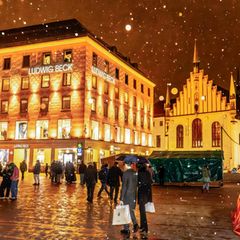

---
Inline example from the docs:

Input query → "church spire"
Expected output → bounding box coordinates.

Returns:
[229,72,236,99]
[193,39,200,73]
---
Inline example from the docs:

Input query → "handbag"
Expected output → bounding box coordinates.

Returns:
[145,202,155,213]
[112,204,131,225]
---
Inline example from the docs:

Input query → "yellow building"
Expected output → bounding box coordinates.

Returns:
[153,41,240,170]
[0,19,155,169]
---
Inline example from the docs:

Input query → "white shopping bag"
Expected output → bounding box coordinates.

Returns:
[145,202,155,213]
[112,204,131,225]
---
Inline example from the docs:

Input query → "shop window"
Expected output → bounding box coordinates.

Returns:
[0,149,9,165]
[133,96,137,107]
[176,125,184,148]
[103,102,108,117]
[2,78,10,92]
[115,68,119,79]
[124,128,131,144]
[104,124,111,142]
[40,97,49,113]
[41,75,50,88]
[142,132,146,146]
[125,92,128,103]
[134,131,139,145]
[21,77,29,90]
[104,60,109,73]
[92,75,97,89]
[91,98,96,112]
[104,81,109,94]
[1,100,8,114]
[92,52,98,67]
[212,121,221,147]
[192,118,202,148]
[22,55,30,68]
[62,96,71,110]
[124,110,128,124]
[133,79,137,89]
[62,73,71,86]
[36,120,48,139]
[115,87,119,99]
[91,120,99,140]
[0,122,7,140]
[58,119,71,139]
[141,84,144,93]
[63,50,72,63]
[125,74,128,85]
[156,135,161,147]
[3,58,11,70]
[43,52,51,65]
[16,121,28,139]
[35,149,45,164]
[20,99,28,113]
[115,106,119,120]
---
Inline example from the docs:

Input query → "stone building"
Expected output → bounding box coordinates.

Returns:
[0,19,155,169]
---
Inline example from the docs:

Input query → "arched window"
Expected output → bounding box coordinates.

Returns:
[192,118,202,148]
[176,125,184,148]
[212,122,221,147]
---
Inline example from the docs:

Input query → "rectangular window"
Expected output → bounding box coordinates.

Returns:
[133,96,137,107]
[16,121,28,140]
[104,81,109,94]
[133,113,136,126]
[91,98,96,112]
[92,75,97,89]
[43,52,51,65]
[2,78,10,91]
[40,97,49,113]
[62,96,71,110]
[0,122,7,140]
[125,74,128,85]
[22,55,30,68]
[104,124,111,142]
[20,99,28,113]
[115,68,119,79]
[133,79,137,89]
[124,128,131,144]
[3,58,11,70]
[1,100,8,114]
[115,87,119,99]
[141,116,144,128]
[160,121,163,126]
[140,99,144,109]
[58,119,71,139]
[62,73,71,86]
[104,60,109,73]
[104,102,108,117]
[115,106,119,120]
[148,88,150,97]
[124,110,128,124]
[125,92,128,103]
[41,75,50,88]
[36,120,48,139]
[141,84,144,93]
[92,52,98,67]
[91,120,99,140]
[63,50,72,63]
[156,135,161,147]
[21,77,29,90]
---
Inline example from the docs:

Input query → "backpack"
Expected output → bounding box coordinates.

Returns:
[98,169,106,181]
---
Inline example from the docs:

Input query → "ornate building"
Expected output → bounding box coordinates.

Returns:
[153,40,240,170]
[0,19,155,169]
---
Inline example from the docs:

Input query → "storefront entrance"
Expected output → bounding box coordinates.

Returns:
[13,148,29,169]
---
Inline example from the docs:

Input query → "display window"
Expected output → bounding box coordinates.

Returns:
[58,119,71,139]
[16,121,28,139]
[36,120,48,139]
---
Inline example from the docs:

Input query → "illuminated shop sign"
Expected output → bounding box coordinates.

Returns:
[77,143,83,156]
[14,144,29,149]
[28,63,73,75]
[91,66,115,84]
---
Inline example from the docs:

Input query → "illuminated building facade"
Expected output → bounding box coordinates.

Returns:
[0,19,155,168]
[153,41,240,170]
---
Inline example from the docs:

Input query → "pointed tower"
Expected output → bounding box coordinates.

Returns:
[193,39,200,73]
[165,83,171,116]
[229,72,236,110]
[235,68,240,119]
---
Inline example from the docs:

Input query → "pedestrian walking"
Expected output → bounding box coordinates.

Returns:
[33,160,41,185]
[45,163,49,177]
[50,160,56,182]
[0,162,14,199]
[97,164,110,198]
[202,164,211,192]
[107,162,122,204]
[84,162,97,203]
[65,161,75,184]
[79,161,87,185]
[20,160,27,180]
[55,161,63,184]
[137,163,153,239]
[119,162,139,237]
[10,164,19,200]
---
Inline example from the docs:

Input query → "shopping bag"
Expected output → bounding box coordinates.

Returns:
[145,202,155,213]
[112,205,131,225]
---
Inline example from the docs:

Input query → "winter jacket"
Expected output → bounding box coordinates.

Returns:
[138,168,152,204]
[11,166,19,181]
[107,165,122,187]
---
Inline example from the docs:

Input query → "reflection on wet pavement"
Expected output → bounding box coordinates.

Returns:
[0,174,239,239]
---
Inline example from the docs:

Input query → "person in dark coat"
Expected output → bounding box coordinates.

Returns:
[120,162,139,236]
[20,160,27,180]
[79,161,87,185]
[0,163,14,199]
[97,164,110,198]
[107,161,122,204]
[45,163,49,177]
[138,163,153,238]
[65,161,75,184]
[84,163,97,203]
[33,160,41,185]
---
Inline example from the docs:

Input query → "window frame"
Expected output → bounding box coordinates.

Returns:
[40,97,49,113]
[22,55,30,68]
[212,121,221,147]
[192,118,202,148]
[63,49,72,63]
[62,96,71,111]
[41,74,50,88]
[125,74,129,85]
[176,125,184,148]
[1,100,8,114]
[42,52,51,65]
[62,72,72,86]
[21,76,29,90]
[20,99,28,113]
[3,58,11,70]
[2,78,10,92]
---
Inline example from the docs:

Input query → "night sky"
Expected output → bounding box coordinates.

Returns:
[0,0,240,100]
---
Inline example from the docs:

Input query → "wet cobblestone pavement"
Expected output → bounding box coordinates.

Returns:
[0,174,239,240]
